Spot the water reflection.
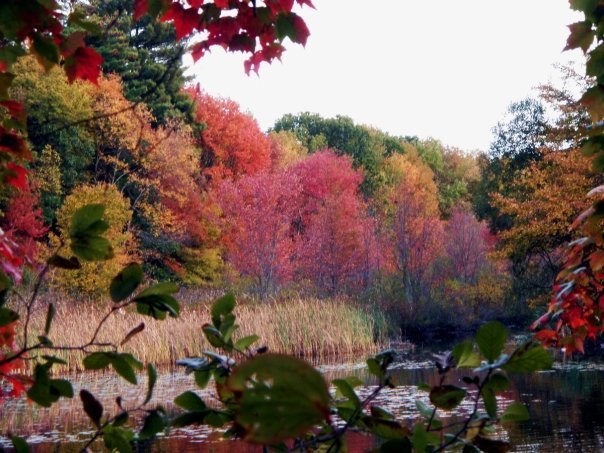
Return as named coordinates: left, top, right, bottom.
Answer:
left=1, top=354, right=604, bottom=451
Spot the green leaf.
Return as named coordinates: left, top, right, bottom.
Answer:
left=80, top=389, right=103, bottom=428
left=110, top=263, right=144, bottom=302
left=235, top=334, right=259, bottom=351
left=11, top=436, right=28, bottom=453
left=482, top=387, right=497, bottom=419
left=44, top=303, right=55, bottom=335
left=194, top=370, right=211, bottom=389
left=484, top=372, right=510, bottom=392
left=453, top=340, right=481, bottom=368
left=70, top=204, right=106, bottom=236
left=83, top=352, right=112, bottom=370
left=582, top=136, right=604, bottom=156
left=27, top=365, right=61, bottom=407
left=139, top=410, right=166, bottom=439
left=135, top=282, right=178, bottom=298
left=71, top=235, right=113, bottom=261
left=203, top=411, right=231, bottom=428
left=32, top=33, right=59, bottom=70
left=202, top=324, right=226, bottom=348
left=68, top=11, right=102, bottom=35
left=588, top=43, right=604, bottom=78
left=103, top=426, right=133, bottom=453
left=429, top=385, right=467, bottom=410
left=174, top=391, right=207, bottom=411
left=113, top=412, right=129, bottom=427
left=500, top=402, right=530, bottom=422
left=502, top=342, right=553, bottom=373
left=112, top=354, right=142, bottom=385
left=211, top=293, right=236, bottom=328
left=144, top=364, right=157, bottom=405
left=226, top=353, right=330, bottom=444
left=0, top=269, right=12, bottom=295
left=0, top=307, right=19, bottom=327
left=366, top=358, right=383, bottom=377
left=332, top=378, right=361, bottom=409
left=411, top=423, right=439, bottom=453
left=275, top=13, right=296, bottom=42
left=415, top=399, right=434, bottom=419
left=370, top=405, right=396, bottom=420
left=50, top=379, right=74, bottom=398
left=476, top=321, right=508, bottom=363
left=47, top=254, right=81, bottom=269
left=171, top=411, right=208, bottom=427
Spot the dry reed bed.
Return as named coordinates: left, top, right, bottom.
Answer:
left=19, top=295, right=380, bottom=371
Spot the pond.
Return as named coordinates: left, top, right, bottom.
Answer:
left=1, top=346, right=604, bottom=452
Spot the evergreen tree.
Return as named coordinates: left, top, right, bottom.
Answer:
left=83, top=0, right=194, bottom=125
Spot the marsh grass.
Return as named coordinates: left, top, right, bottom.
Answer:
left=18, top=292, right=383, bottom=371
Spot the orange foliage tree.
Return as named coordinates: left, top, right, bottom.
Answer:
left=191, top=89, right=272, bottom=185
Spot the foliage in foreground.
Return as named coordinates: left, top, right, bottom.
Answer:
left=0, top=203, right=552, bottom=452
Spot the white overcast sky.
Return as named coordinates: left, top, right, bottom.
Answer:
left=185, top=1, right=584, bottom=152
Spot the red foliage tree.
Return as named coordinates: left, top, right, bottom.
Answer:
left=291, top=150, right=377, bottom=294
left=216, top=170, right=300, bottom=297
left=2, top=182, right=48, bottom=264
left=444, top=207, right=495, bottom=284
left=191, top=89, right=272, bottom=184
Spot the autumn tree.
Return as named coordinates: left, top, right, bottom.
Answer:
left=268, top=130, right=308, bottom=170
left=492, top=148, right=598, bottom=306
left=290, top=150, right=377, bottom=294
left=1, top=182, right=47, bottom=265
left=216, top=171, right=299, bottom=298
left=388, top=154, right=444, bottom=306
left=51, top=183, right=134, bottom=295
left=11, top=56, right=96, bottom=201
left=192, top=89, right=271, bottom=185
left=444, top=207, right=494, bottom=285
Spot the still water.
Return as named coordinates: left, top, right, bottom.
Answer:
left=1, top=349, right=604, bottom=452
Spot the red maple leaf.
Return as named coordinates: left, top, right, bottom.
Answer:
left=161, top=3, right=201, bottom=40
left=63, top=47, right=104, bottom=85
left=291, top=13, right=310, bottom=46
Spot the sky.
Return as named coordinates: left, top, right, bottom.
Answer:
left=186, top=1, right=584, bottom=152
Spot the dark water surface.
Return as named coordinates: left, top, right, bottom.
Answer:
left=1, top=350, right=604, bottom=452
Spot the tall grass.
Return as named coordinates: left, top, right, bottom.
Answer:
left=19, top=293, right=382, bottom=371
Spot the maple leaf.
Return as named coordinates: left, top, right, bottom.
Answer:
left=63, top=46, right=104, bottom=85
left=215, top=0, right=230, bottom=8
left=291, top=13, right=310, bottom=46
left=4, top=163, right=27, bottom=190
left=59, top=31, right=86, bottom=57
left=161, top=3, right=201, bottom=40
left=229, top=34, right=257, bottom=53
